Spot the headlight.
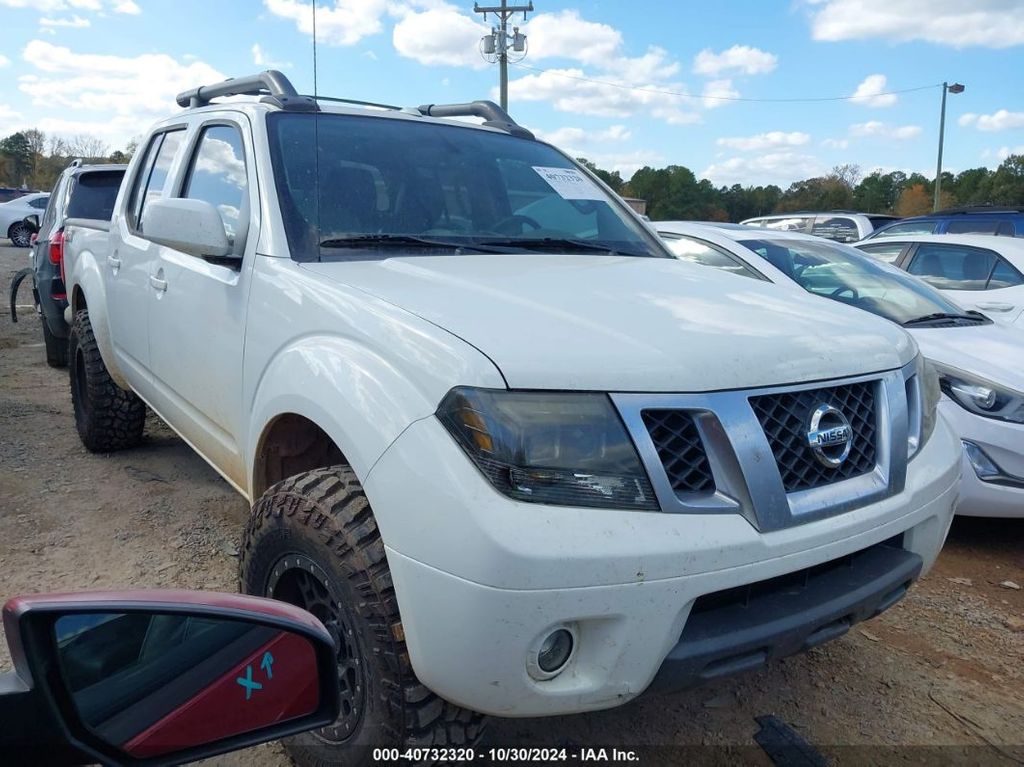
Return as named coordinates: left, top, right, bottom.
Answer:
left=437, top=387, right=658, bottom=510
left=909, top=354, right=941, bottom=459
left=935, top=363, right=1024, bottom=424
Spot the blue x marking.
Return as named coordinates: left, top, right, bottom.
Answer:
left=236, top=664, right=263, bottom=701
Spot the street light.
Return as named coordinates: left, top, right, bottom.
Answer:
left=935, top=81, right=965, bottom=212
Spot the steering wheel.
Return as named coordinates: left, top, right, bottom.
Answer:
left=830, top=286, right=860, bottom=300
left=490, top=214, right=542, bottom=235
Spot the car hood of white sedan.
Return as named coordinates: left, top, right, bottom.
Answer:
left=909, top=321, right=1024, bottom=389
left=304, top=254, right=916, bottom=392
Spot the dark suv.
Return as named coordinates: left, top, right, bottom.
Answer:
left=23, top=161, right=126, bottom=367
left=864, top=206, right=1024, bottom=240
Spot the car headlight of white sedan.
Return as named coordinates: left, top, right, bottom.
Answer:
left=933, top=363, right=1024, bottom=424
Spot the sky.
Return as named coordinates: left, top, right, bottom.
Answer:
left=0, top=0, right=1021, bottom=188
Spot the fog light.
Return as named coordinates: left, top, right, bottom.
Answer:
left=537, top=629, right=573, bottom=674
left=963, top=441, right=1000, bottom=480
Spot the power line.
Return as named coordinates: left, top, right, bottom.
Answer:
left=509, top=62, right=942, bottom=104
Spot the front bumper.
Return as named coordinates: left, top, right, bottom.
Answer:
left=366, top=413, right=960, bottom=717
left=940, top=399, right=1024, bottom=518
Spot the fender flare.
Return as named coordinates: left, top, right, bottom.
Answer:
left=246, top=335, right=462, bottom=500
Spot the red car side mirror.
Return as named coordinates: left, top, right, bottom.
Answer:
left=0, top=590, right=340, bottom=766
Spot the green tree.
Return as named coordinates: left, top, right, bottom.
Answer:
left=988, top=154, right=1024, bottom=205
left=0, top=132, right=33, bottom=186
left=576, top=158, right=624, bottom=194
left=952, top=167, right=993, bottom=205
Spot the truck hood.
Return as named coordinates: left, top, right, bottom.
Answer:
left=910, top=322, right=1024, bottom=389
left=302, top=254, right=915, bottom=392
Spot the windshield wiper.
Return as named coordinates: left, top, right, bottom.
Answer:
left=902, top=311, right=987, bottom=327
left=475, top=237, right=643, bottom=256
left=320, top=234, right=502, bottom=253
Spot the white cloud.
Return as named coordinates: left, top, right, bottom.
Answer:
left=0, top=54, right=10, bottom=67
left=693, top=45, right=777, bottom=76
left=997, top=145, right=1024, bottom=160
left=959, top=109, right=1024, bottom=132
left=807, top=0, right=1024, bottom=48
left=0, top=104, right=23, bottom=133
left=702, top=152, right=825, bottom=186
left=532, top=124, right=652, bottom=176
left=702, top=79, right=739, bottom=109
left=506, top=67, right=700, bottom=125
left=536, top=124, right=631, bottom=151
left=251, top=43, right=291, bottom=69
left=717, top=131, right=811, bottom=151
left=850, top=74, right=896, bottom=107
left=392, top=3, right=488, bottom=68
left=822, top=138, right=850, bottom=149
left=17, top=39, right=225, bottom=145
left=849, top=121, right=922, bottom=139
left=263, top=0, right=388, bottom=46
left=0, top=0, right=138, bottom=13
left=40, top=14, right=90, bottom=26
left=524, top=10, right=624, bottom=68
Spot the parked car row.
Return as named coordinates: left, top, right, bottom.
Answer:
left=0, top=191, right=49, bottom=246
left=656, top=222, right=1024, bottom=519
left=741, top=210, right=900, bottom=242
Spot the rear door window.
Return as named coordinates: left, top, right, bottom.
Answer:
left=763, top=216, right=812, bottom=233
left=127, top=129, right=186, bottom=233
left=945, top=219, right=1003, bottom=235
left=988, top=258, right=1024, bottom=289
left=906, top=243, right=997, bottom=290
left=66, top=171, right=125, bottom=221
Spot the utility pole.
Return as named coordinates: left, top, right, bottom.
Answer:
left=934, top=81, right=965, bottom=211
left=475, top=0, right=533, bottom=112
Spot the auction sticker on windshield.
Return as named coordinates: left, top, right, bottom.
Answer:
left=533, top=166, right=605, bottom=200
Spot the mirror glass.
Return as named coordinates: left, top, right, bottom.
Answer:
left=54, top=611, right=320, bottom=759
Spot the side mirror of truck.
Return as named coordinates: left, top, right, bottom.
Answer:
left=0, top=590, right=340, bottom=766
left=22, top=214, right=40, bottom=234
left=143, top=198, right=233, bottom=259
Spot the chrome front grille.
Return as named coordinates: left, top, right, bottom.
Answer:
left=612, top=364, right=911, bottom=532
left=641, top=410, right=715, bottom=494
left=749, top=381, right=877, bottom=493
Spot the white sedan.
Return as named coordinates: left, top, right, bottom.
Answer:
left=0, top=192, right=49, bottom=247
left=853, top=234, right=1024, bottom=329
left=657, top=221, right=1024, bottom=518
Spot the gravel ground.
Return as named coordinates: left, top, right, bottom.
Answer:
left=1, top=243, right=1022, bottom=766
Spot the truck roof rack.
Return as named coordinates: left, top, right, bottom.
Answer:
left=176, top=72, right=534, bottom=138
left=175, top=70, right=317, bottom=112
left=417, top=101, right=534, bottom=139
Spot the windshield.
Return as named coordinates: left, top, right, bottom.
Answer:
left=267, top=112, right=665, bottom=260
left=738, top=237, right=971, bottom=325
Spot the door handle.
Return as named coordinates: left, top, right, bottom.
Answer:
left=976, top=302, right=1014, bottom=312
left=149, top=275, right=168, bottom=293
left=107, top=255, right=122, bottom=269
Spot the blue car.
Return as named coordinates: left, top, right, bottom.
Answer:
left=864, top=206, right=1024, bottom=240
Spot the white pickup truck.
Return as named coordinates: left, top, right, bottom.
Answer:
left=63, top=71, right=961, bottom=765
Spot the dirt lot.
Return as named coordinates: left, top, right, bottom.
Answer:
left=1, top=242, right=1022, bottom=765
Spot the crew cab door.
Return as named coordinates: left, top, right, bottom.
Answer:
left=145, top=117, right=256, bottom=489
left=110, top=127, right=188, bottom=385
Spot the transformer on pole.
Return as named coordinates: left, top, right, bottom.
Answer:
left=474, top=1, right=533, bottom=112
